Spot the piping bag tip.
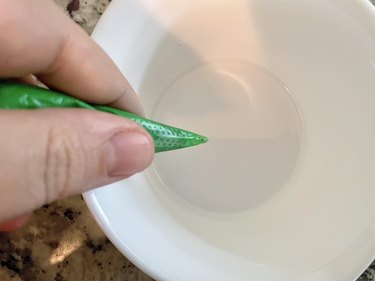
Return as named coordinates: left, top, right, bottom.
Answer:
left=192, top=134, right=209, bottom=146
left=95, top=105, right=208, bottom=153
left=199, top=135, right=209, bottom=144
left=151, top=126, right=209, bottom=153
left=174, top=132, right=208, bottom=151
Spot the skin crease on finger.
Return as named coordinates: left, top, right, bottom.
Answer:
left=0, top=0, right=145, bottom=116
left=0, top=0, right=155, bottom=229
left=0, top=109, right=153, bottom=224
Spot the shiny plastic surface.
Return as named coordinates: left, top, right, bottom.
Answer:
left=0, top=81, right=207, bottom=152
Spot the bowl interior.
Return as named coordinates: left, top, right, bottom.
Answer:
left=86, top=0, right=375, bottom=280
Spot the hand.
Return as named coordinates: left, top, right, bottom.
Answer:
left=0, top=0, right=154, bottom=230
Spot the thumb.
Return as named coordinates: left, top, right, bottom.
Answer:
left=0, top=108, right=154, bottom=222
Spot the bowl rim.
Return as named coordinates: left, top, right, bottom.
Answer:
left=84, top=0, right=375, bottom=280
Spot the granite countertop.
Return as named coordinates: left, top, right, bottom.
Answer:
left=0, top=1, right=375, bottom=281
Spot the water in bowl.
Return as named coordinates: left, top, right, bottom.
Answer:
left=151, top=60, right=303, bottom=212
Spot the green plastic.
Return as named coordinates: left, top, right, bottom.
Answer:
left=0, top=81, right=208, bottom=153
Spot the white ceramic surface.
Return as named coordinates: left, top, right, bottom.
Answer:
left=84, top=0, right=375, bottom=280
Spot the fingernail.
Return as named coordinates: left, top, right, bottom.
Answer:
left=109, top=132, right=153, bottom=177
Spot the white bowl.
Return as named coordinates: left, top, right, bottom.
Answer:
left=84, top=0, right=375, bottom=280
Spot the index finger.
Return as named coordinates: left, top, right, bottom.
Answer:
left=0, top=0, right=144, bottom=116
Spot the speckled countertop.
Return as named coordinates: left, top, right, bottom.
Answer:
left=1, top=1, right=375, bottom=281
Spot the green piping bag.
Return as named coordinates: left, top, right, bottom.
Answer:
left=0, top=81, right=208, bottom=153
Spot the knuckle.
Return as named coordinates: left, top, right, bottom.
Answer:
left=42, top=128, right=86, bottom=202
